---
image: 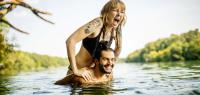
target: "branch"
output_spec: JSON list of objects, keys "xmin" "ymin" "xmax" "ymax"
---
[
  {"xmin": 0, "ymin": 0, "xmax": 54, "ymax": 34},
  {"xmin": 0, "ymin": 19, "xmax": 29, "ymax": 34},
  {"xmin": 19, "ymin": 2, "xmax": 54, "ymax": 24},
  {"xmin": 0, "ymin": 4, "xmax": 17, "ymax": 18},
  {"xmin": 32, "ymin": 11, "xmax": 54, "ymax": 24},
  {"xmin": 0, "ymin": 1, "xmax": 54, "ymax": 24},
  {"xmin": 0, "ymin": 1, "xmax": 19, "ymax": 5}
]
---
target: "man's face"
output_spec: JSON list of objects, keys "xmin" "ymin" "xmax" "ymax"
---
[{"xmin": 99, "ymin": 50, "xmax": 116, "ymax": 74}]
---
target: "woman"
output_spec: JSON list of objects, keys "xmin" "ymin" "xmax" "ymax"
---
[{"xmin": 66, "ymin": 0, "xmax": 126, "ymax": 81}]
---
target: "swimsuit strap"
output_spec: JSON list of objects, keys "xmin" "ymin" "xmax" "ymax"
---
[
  {"xmin": 92, "ymin": 25, "xmax": 114, "ymax": 58},
  {"xmin": 91, "ymin": 25, "xmax": 105, "ymax": 58}
]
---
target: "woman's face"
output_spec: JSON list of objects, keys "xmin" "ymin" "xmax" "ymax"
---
[{"xmin": 107, "ymin": 5, "xmax": 125, "ymax": 28}]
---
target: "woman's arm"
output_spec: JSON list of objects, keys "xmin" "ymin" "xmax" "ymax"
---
[
  {"xmin": 114, "ymin": 30, "xmax": 122, "ymax": 58},
  {"xmin": 66, "ymin": 17, "xmax": 103, "ymax": 78}
]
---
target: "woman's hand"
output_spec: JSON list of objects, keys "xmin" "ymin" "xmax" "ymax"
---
[{"xmin": 73, "ymin": 68, "xmax": 93, "ymax": 81}]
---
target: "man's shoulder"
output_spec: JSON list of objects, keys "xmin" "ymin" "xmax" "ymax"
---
[{"xmin": 73, "ymin": 68, "xmax": 94, "ymax": 84}]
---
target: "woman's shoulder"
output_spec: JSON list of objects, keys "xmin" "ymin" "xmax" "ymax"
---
[
  {"xmin": 88, "ymin": 17, "xmax": 103, "ymax": 26},
  {"xmin": 92, "ymin": 17, "xmax": 103, "ymax": 22},
  {"xmin": 84, "ymin": 17, "xmax": 103, "ymax": 37}
]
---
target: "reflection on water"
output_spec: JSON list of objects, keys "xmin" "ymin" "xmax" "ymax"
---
[
  {"xmin": 70, "ymin": 84, "xmax": 113, "ymax": 95},
  {"xmin": 0, "ymin": 62, "xmax": 200, "ymax": 95},
  {"xmin": 0, "ymin": 77, "xmax": 10, "ymax": 95}
]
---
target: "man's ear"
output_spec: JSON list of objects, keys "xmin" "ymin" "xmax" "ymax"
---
[
  {"xmin": 93, "ymin": 59, "xmax": 99, "ymax": 65},
  {"xmin": 93, "ymin": 59, "xmax": 98, "ymax": 63}
]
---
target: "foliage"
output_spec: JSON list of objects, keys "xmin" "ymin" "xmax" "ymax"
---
[
  {"xmin": 126, "ymin": 29, "xmax": 200, "ymax": 62},
  {"xmin": 1, "ymin": 2, "xmax": 62, "ymax": 76},
  {"xmin": 0, "ymin": 51, "xmax": 68, "ymax": 75},
  {"xmin": 1, "ymin": 20, "xmax": 67, "ymax": 75},
  {"xmin": 0, "ymin": 18, "xmax": 13, "ymax": 63}
]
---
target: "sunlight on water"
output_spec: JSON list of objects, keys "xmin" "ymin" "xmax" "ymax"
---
[{"xmin": 1, "ymin": 63, "xmax": 200, "ymax": 95}]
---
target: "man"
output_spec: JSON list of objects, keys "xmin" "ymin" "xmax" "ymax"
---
[{"xmin": 55, "ymin": 47, "xmax": 116, "ymax": 85}]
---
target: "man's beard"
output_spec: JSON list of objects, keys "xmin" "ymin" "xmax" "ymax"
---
[{"xmin": 99, "ymin": 63, "xmax": 114, "ymax": 74}]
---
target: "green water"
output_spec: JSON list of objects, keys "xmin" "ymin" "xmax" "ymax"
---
[{"xmin": 0, "ymin": 62, "xmax": 200, "ymax": 95}]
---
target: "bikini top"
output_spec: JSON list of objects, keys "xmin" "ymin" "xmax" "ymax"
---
[{"xmin": 82, "ymin": 26, "xmax": 113, "ymax": 58}]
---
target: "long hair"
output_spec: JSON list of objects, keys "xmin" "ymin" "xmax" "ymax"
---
[
  {"xmin": 100, "ymin": 0, "xmax": 126, "ymax": 27},
  {"xmin": 100, "ymin": 0, "xmax": 126, "ymax": 47}
]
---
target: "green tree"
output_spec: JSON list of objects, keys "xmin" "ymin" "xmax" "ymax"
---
[
  {"xmin": 0, "ymin": 18, "xmax": 13, "ymax": 63},
  {"xmin": 126, "ymin": 29, "xmax": 200, "ymax": 63}
]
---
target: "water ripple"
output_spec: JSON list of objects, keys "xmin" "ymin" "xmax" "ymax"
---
[{"xmin": 1, "ymin": 63, "xmax": 200, "ymax": 95}]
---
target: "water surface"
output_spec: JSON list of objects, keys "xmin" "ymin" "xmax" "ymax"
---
[{"xmin": 1, "ymin": 63, "xmax": 200, "ymax": 95}]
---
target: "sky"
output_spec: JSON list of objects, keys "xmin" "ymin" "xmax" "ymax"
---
[{"xmin": 6, "ymin": 0, "xmax": 200, "ymax": 58}]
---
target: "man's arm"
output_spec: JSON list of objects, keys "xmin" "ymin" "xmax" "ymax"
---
[
  {"xmin": 54, "ymin": 74, "xmax": 75, "ymax": 85},
  {"xmin": 73, "ymin": 76, "xmax": 87, "ymax": 85}
]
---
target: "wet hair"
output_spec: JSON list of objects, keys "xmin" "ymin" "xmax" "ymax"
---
[{"xmin": 94, "ymin": 42, "xmax": 115, "ymax": 60}]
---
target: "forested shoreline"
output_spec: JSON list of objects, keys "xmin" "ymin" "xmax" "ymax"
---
[
  {"xmin": 0, "ymin": 50, "xmax": 67, "ymax": 75},
  {"xmin": 0, "ymin": 22, "xmax": 67, "ymax": 75},
  {"xmin": 126, "ymin": 29, "xmax": 200, "ymax": 63}
]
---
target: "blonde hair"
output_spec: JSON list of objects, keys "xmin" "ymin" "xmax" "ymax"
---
[
  {"xmin": 100, "ymin": 0, "xmax": 126, "ymax": 48},
  {"xmin": 101, "ymin": 0, "xmax": 126, "ymax": 27}
]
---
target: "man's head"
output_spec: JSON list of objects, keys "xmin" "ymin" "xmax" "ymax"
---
[{"xmin": 95, "ymin": 47, "xmax": 116, "ymax": 74}]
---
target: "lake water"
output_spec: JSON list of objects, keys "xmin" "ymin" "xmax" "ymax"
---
[{"xmin": 0, "ymin": 63, "xmax": 200, "ymax": 95}]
